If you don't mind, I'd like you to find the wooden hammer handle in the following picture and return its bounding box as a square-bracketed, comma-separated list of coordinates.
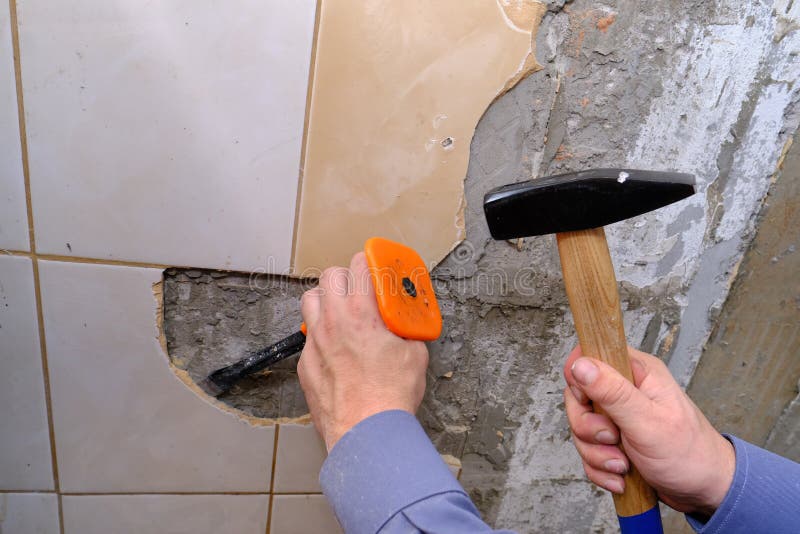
[557, 228, 662, 531]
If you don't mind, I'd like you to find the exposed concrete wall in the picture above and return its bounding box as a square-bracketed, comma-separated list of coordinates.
[164, 1, 800, 531]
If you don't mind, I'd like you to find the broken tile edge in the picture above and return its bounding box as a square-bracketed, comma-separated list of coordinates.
[435, 2, 546, 269]
[292, 1, 547, 273]
[152, 279, 312, 427]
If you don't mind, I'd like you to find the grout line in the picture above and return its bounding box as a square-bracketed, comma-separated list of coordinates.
[265, 424, 281, 534]
[60, 491, 272, 497]
[34, 253, 169, 269]
[270, 492, 325, 496]
[288, 0, 323, 275]
[8, 0, 33, 255]
[3, 249, 171, 269]
[0, 249, 32, 257]
[0, 489, 58, 494]
[7, 2, 65, 534]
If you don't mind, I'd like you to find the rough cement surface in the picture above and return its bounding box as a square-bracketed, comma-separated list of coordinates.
[164, 0, 800, 531]
[663, 130, 800, 534]
[164, 269, 312, 418]
[684, 131, 799, 454]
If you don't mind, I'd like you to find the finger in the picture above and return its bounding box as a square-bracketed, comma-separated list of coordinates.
[583, 461, 626, 495]
[319, 266, 350, 299]
[569, 357, 650, 432]
[571, 432, 628, 475]
[300, 287, 322, 328]
[564, 386, 620, 445]
[563, 345, 584, 383]
[349, 252, 381, 315]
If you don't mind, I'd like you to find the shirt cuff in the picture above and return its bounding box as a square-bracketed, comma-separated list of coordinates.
[686, 434, 800, 533]
[320, 410, 466, 534]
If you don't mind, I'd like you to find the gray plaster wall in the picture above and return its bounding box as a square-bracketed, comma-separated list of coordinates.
[164, 1, 800, 532]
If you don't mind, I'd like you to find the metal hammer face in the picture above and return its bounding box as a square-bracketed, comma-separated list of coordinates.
[483, 168, 695, 239]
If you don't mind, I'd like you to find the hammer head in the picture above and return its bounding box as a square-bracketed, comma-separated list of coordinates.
[483, 168, 695, 239]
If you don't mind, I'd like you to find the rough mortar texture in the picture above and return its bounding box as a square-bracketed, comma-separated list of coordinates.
[164, 0, 800, 531]
[164, 270, 312, 418]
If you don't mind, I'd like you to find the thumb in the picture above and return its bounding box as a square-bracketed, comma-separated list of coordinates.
[570, 357, 649, 432]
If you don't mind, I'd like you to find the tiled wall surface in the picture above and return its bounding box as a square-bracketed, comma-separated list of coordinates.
[1, 0, 340, 531]
[0, 0, 27, 250]
[19, 0, 316, 272]
[1, 0, 501, 531]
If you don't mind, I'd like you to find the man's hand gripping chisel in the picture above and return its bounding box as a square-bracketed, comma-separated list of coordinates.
[484, 168, 695, 534]
[199, 237, 443, 397]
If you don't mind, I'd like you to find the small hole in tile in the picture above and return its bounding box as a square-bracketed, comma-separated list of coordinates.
[441, 137, 454, 150]
[161, 268, 317, 420]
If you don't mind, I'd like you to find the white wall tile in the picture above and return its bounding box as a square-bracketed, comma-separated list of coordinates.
[62, 494, 268, 534]
[0, 255, 53, 490]
[0, 493, 60, 534]
[20, 0, 317, 271]
[38, 260, 275, 492]
[270, 495, 342, 534]
[273, 423, 327, 493]
[0, 2, 29, 251]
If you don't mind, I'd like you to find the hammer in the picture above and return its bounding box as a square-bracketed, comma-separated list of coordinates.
[483, 168, 695, 533]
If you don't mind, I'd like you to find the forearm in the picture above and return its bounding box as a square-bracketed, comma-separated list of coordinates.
[320, 410, 512, 534]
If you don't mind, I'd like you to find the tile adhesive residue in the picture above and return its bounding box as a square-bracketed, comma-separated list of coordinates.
[293, 0, 546, 273]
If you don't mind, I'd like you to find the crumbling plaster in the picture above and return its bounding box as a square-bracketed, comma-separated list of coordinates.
[165, 0, 800, 531]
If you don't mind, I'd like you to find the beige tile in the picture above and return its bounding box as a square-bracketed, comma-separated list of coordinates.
[62, 494, 268, 534]
[0, 1, 28, 251]
[293, 0, 546, 273]
[270, 495, 342, 534]
[38, 260, 275, 492]
[20, 0, 317, 271]
[0, 493, 60, 534]
[0, 255, 53, 490]
[273, 423, 327, 493]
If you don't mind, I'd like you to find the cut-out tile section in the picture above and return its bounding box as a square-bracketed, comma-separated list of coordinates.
[62, 494, 268, 534]
[20, 0, 317, 271]
[38, 260, 275, 492]
[0, 493, 60, 534]
[0, 255, 53, 491]
[293, 0, 546, 272]
[273, 423, 327, 493]
[0, 1, 28, 251]
[270, 495, 342, 534]
[163, 268, 310, 419]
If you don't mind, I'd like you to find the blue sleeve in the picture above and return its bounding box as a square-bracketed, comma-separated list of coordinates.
[319, 410, 514, 534]
[686, 435, 800, 534]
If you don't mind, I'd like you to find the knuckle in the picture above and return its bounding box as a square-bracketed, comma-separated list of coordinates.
[601, 378, 633, 407]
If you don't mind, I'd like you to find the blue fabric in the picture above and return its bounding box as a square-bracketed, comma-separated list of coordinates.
[685, 435, 800, 534]
[320, 410, 512, 534]
[321, 411, 800, 534]
[618, 506, 663, 534]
